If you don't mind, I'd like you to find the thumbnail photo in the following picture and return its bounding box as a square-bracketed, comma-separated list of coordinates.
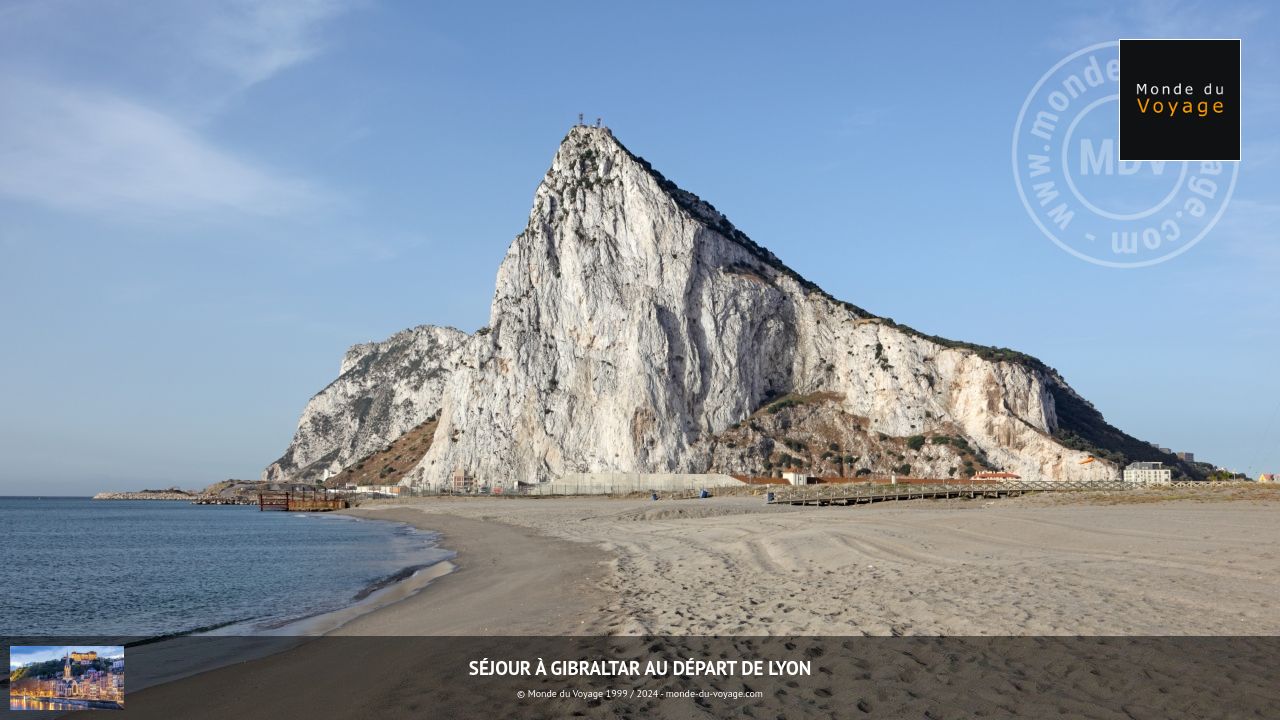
[8, 646, 125, 711]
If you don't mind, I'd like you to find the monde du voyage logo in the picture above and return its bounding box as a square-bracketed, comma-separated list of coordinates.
[1012, 40, 1240, 268]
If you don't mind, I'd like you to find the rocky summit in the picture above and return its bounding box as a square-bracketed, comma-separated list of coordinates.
[265, 126, 1197, 487]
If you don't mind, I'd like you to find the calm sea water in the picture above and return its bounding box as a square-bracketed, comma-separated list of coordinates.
[0, 497, 450, 637]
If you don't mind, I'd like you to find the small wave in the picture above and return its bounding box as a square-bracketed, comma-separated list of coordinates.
[352, 563, 433, 602]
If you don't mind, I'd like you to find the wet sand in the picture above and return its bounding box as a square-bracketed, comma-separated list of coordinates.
[328, 509, 612, 635]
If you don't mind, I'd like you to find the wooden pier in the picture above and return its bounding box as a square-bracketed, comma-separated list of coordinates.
[766, 481, 1131, 506]
[257, 490, 350, 512]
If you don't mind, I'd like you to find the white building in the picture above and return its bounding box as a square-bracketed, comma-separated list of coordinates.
[355, 484, 403, 496]
[1124, 462, 1172, 486]
[781, 470, 811, 486]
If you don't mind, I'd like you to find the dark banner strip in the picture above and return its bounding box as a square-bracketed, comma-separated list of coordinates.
[5, 636, 1279, 719]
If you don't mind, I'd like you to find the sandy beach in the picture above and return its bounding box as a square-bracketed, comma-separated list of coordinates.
[348, 487, 1280, 636]
[112, 486, 1280, 718]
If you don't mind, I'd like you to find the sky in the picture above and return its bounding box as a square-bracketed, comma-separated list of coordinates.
[0, 0, 1276, 495]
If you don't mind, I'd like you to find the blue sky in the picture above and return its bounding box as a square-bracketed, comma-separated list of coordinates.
[10, 646, 123, 670]
[1, 0, 1276, 494]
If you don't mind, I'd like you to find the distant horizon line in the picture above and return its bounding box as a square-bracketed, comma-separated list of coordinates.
[1, 495, 96, 498]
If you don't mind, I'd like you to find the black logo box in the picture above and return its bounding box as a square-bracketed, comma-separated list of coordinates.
[1119, 39, 1241, 161]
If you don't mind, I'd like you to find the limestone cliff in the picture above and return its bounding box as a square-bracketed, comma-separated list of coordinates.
[266, 126, 1197, 486]
[263, 325, 468, 483]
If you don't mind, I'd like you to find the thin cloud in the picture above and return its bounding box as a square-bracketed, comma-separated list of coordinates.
[0, 78, 316, 218]
[0, 0, 359, 219]
[193, 0, 360, 89]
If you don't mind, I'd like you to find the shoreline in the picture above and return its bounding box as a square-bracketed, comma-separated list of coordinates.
[323, 506, 613, 635]
[201, 513, 458, 638]
[111, 504, 613, 718]
[27, 508, 476, 702]
[212, 505, 613, 637]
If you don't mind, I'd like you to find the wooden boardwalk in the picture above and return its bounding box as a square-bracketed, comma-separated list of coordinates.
[766, 481, 1132, 506]
[257, 491, 350, 512]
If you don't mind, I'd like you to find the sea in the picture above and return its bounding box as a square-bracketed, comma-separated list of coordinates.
[0, 497, 451, 637]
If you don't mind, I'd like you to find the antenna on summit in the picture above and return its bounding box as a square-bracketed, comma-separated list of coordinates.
[595, 117, 601, 128]
[577, 113, 584, 126]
